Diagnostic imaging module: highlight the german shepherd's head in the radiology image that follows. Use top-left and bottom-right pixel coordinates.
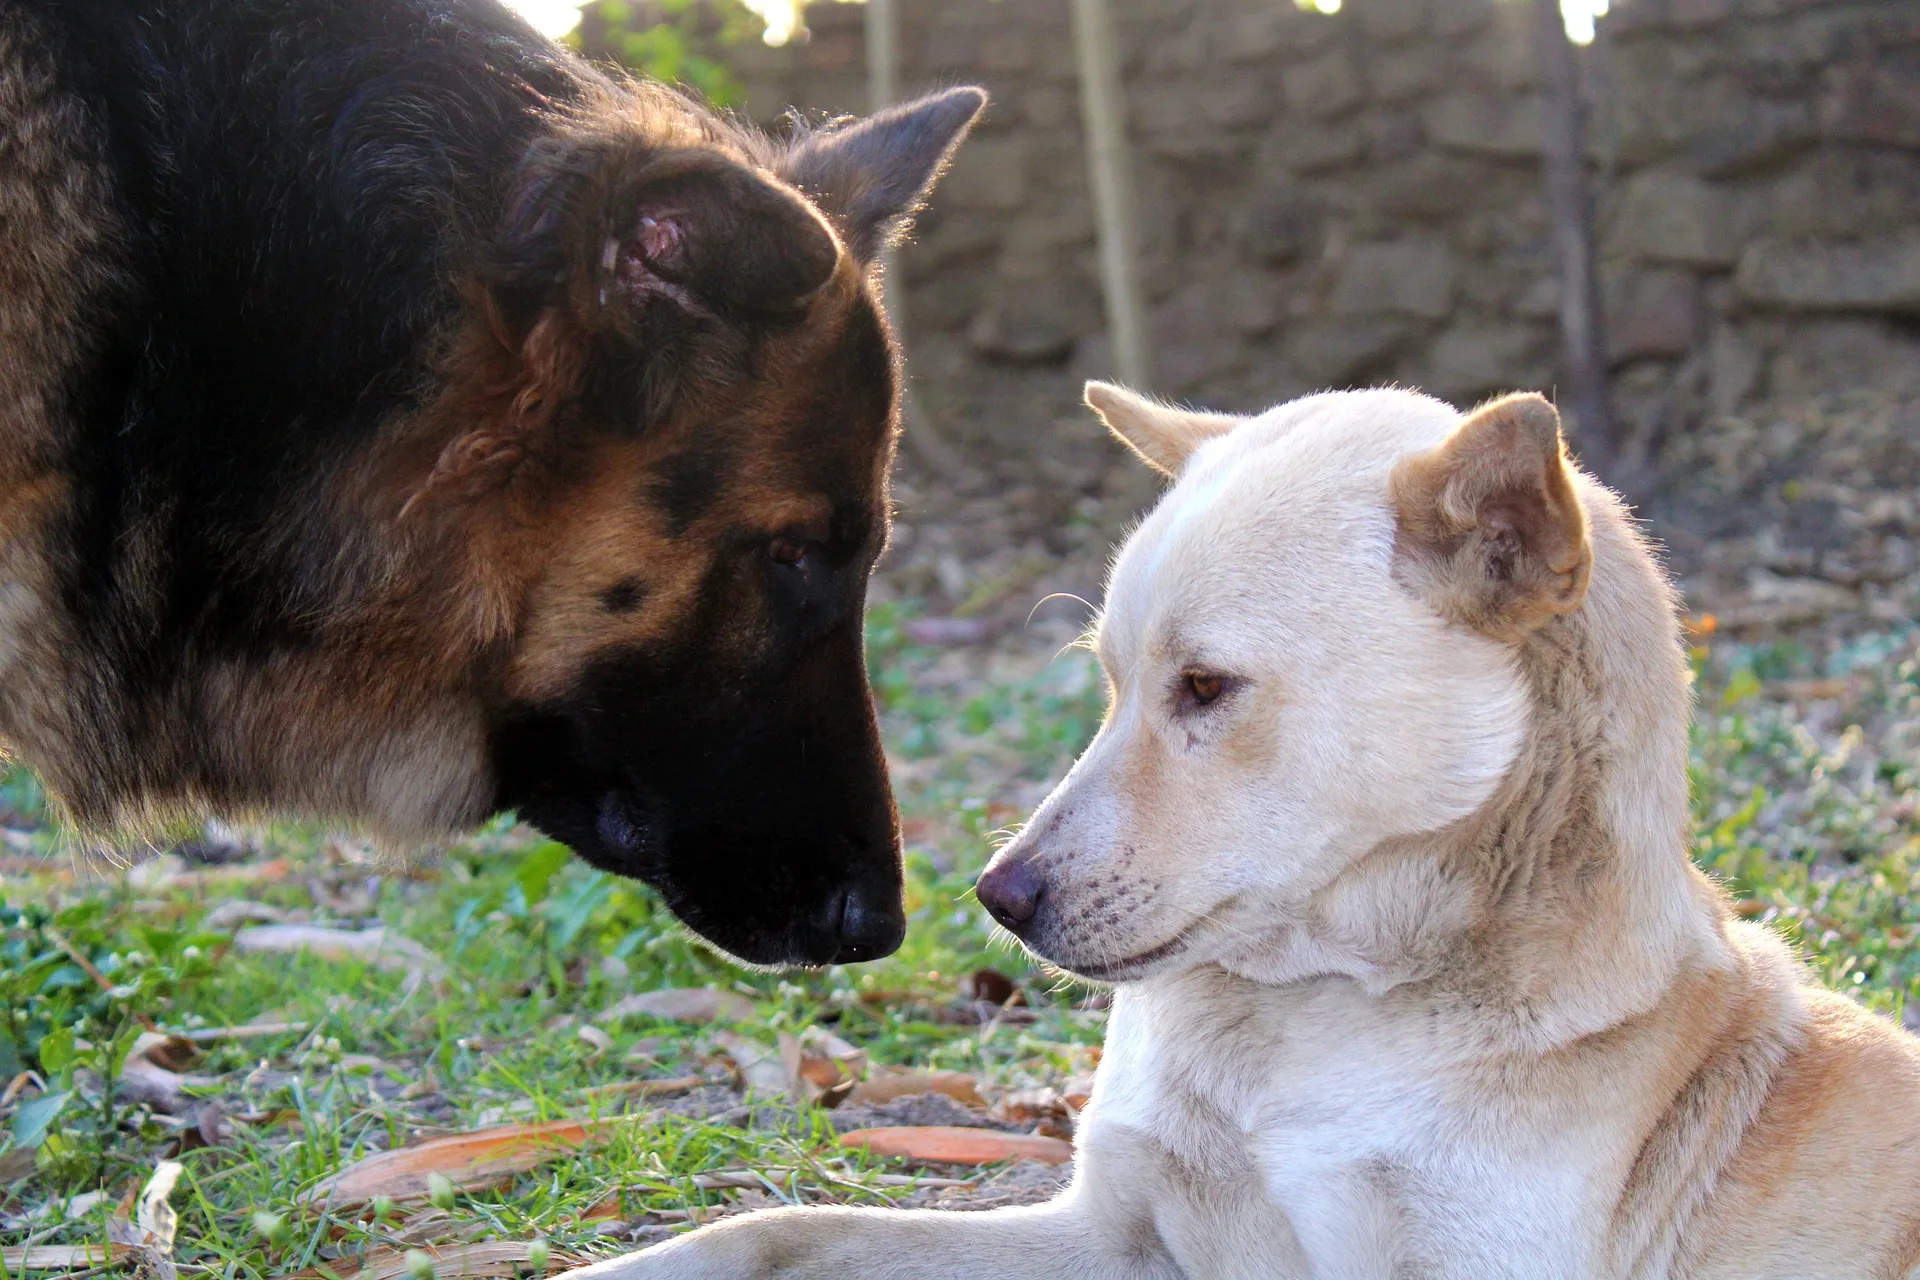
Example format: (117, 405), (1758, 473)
(369, 87), (987, 966)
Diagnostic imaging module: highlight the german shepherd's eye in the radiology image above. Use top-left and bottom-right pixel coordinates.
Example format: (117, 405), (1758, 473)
(1179, 670), (1227, 709)
(769, 536), (811, 567)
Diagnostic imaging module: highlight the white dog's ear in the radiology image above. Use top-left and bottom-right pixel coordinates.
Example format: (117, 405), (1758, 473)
(1085, 381), (1242, 476)
(1390, 392), (1592, 639)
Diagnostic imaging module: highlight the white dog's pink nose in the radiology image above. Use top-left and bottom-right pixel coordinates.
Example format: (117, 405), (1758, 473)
(976, 859), (1044, 936)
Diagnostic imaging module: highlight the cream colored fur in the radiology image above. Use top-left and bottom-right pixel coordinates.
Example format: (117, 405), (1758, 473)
(580, 385), (1920, 1279)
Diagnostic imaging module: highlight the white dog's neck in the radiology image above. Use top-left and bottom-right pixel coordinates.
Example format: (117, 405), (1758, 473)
(1206, 483), (1731, 1053)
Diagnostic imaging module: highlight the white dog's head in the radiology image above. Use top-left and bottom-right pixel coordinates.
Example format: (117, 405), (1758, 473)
(976, 384), (1603, 985)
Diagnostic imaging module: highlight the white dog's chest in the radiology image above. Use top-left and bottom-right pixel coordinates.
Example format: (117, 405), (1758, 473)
(1083, 979), (1605, 1279)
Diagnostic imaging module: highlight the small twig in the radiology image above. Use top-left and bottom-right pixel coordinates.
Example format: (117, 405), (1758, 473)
(174, 1022), (311, 1043)
(43, 926), (159, 1033)
(575, 1076), (705, 1103)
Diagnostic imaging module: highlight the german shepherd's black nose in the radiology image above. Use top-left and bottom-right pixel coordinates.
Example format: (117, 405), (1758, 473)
(830, 880), (907, 963)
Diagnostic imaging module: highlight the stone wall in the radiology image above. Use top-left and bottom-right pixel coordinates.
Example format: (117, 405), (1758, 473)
(710, 0), (1920, 460)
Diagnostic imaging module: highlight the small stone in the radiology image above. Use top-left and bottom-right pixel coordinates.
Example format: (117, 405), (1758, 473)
(1424, 92), (1545, 158)
(1707, 324), (1765, 414)
(1734, 236), (1920, 313)
(1284, 318), (1416, 387)
(1606, 269), (1703, 364)
(1421, 322), (1551, 401)
(1820, 51), (1920, 150)
(1240, 187), (1324, 266)
(1262, 119), (1366, 173)
(1282, 47), (1365, 120)
(1355, 0), (1428, 44)
(1605, 169), (1740, 269)
(1329, 240), (1457, 320)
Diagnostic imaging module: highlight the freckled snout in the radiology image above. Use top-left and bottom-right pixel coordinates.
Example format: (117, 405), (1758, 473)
(975, 857), (1044, 937)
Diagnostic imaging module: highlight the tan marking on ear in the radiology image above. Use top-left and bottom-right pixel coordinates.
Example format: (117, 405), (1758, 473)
(1084, 381), (1243, 477)
(1390, 392), (1593, 640)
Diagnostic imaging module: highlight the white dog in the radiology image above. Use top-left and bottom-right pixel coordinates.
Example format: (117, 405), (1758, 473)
(579, 385), (1920, 1278)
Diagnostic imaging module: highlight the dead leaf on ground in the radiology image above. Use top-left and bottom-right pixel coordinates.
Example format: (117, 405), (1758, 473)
(232, 924), (447, 992)
(0, 1244), (135, 1272)
(0, 1147), (36, 1183)
(305, 1117), (647, 1206)
(575, 1075), (707, 1104)
(709, 1030), (792, 1100)
(114, 1060), (218, 1117)
(130, 1032), (201, 1073)
(782, 1026), (867, 1106)
(178, 1019), (311, 1043)
(130, 857), (294, 889)
(106, 1159), (184, 1280)
(846, 1070), (984, 1109)
(958, 970), (1024, 1007)
(202, 901), (289, 931)
(594, 988), (754, 1025)
(287, 1241), (592, 1280)
(840, 1126), (1073, 1166)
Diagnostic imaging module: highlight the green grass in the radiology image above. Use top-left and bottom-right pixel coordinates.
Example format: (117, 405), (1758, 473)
(1, 612), (1915, 1278)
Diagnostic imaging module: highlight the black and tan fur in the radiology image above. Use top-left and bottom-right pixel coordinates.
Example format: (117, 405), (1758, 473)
(0, 0), (985, 965)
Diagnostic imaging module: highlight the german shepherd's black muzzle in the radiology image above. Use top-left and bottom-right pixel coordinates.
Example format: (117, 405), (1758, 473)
(491, 614), (903, 967)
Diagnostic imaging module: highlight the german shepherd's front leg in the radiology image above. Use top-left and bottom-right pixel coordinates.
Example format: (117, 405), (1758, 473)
(566, 1193), (1182, 1280)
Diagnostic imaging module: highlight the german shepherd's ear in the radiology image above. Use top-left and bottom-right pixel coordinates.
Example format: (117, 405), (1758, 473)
(492, 146), (841, 339)
(781, 86), (988, 264)
(421, 146), (842, 508)
(1390, 393), (1593, 640)
(1085, 381), (1243, 477)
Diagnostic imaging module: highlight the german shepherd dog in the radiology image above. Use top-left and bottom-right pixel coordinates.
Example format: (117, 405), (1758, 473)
(0, 0), (985, 966)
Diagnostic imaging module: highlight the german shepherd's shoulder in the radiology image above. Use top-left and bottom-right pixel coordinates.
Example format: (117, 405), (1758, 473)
(0, 0), (983, 966)
(609, 386), (1920, 1276)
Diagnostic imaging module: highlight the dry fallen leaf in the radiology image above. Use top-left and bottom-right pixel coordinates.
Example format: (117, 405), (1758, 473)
(305, 1117), (645, 1205)
(594, 988), (755, 1025)
(709, 1030), (792, 1099)
(233, 924), (446, 975)
(202, 901), (290, 931)
(779, 1026), (868, 1106)
(574, 1075), (706, 1104)
(178, 1019), (312, 1044)
(0, 1244), (135, 1272)
(287, 1241), (592, 1280)
(991, 1087), (1066, 1127)
(959, 969), (1023, 1007)
(131, 858), (293, 889)
(232, 924), (447, 995)
(116, 1058), (218, 1116)
(130, 1032), (201, 1073)
(839, 1126), (1073, 1166)
(846, 1070), (985, 1109)
(106, 1160), (184, 1280)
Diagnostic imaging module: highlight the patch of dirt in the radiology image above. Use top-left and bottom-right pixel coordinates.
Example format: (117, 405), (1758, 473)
(826, 1091), (1023, 1134)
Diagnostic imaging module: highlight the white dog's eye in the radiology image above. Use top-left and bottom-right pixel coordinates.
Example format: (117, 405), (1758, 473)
(1180, 670), (1227, 709)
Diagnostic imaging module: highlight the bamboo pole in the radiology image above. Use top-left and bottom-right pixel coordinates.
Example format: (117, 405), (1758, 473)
(865, 0), (967, 474)
(1071, 0), (1152, 391)
(1535, 0), (1617, 477)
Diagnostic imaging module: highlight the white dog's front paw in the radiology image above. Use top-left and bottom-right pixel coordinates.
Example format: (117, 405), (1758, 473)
(561, 1211), (820, 1280)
